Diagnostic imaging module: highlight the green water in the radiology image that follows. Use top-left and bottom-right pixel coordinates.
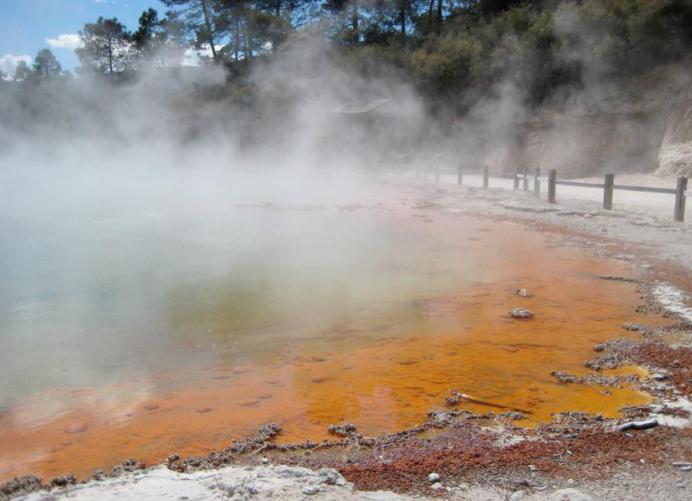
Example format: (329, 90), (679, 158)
(0, 206), (491, 408)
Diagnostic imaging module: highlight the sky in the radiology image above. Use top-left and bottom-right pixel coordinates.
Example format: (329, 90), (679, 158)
(0, 0), (160, 77)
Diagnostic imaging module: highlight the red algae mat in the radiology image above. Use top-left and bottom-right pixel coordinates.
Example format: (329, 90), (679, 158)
(0, 206), (663, 482)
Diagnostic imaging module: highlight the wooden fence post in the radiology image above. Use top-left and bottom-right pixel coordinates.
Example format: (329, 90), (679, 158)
(513, 168), (519, 189)
(548, 170), (557, 203)
(674, 177), (687, 222)
(523, 167), (529, 191)
(483, 166), (489, 188)
(457, 165), (463, 185)
(534, 168), (541, 197)
(603, 173), (614, 210)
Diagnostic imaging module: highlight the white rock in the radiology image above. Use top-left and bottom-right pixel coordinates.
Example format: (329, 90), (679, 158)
(427, 472), (440, 483)
(302, 485), (320, 495)
(510, 490), (526, 500)
(549, 488), (593, 501)
(319, 468), (346, 486)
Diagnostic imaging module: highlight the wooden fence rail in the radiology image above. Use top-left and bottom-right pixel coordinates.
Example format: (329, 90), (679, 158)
(548, 170), (687, 222)
(426, 166), (688, 222)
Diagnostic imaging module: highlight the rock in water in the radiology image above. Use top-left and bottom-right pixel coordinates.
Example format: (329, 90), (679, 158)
(510, 308), (534, 319)
(64, 422), (88, 434)
(516, 288), (532, 297)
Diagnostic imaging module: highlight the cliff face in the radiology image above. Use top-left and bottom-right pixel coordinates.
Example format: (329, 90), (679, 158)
(518, 113), (667, 177)
(473, 111), (667, 178)
(657, 94), (692, 177)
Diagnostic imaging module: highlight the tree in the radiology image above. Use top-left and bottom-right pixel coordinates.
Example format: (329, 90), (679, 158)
(132, 8), (162, 54)
(398, 0), (410, 42)
(215, 0), (251, 61)
(323, 0), (361, 45)
(13, 60), (32, 81)
(131, 8), (186, 66)
(477, 0), (528, 17)
(213, 0), (294, 60)
(76, 17), (131, 74)
(162, 0), (221, 62)
(33, 49), (62, 79)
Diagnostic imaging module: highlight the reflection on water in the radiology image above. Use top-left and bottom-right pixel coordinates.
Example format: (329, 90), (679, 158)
(0, 196), (657, 481)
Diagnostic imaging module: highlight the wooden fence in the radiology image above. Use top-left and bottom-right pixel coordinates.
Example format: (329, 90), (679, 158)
(429, 165), (688, 222)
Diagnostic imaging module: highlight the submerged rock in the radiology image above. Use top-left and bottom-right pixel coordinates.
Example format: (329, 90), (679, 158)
(622, 322), (647, 332)
(510, 308), (534, 319)
(598, 275), (637, 283)
(64, 422), (88, 434)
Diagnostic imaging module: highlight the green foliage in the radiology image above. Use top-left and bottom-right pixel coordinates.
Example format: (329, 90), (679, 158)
(13, 60), (32, 82)
(411, 35), (482, 93)
(131, 8), (186, 67)
(66, 0), (691, 111)
(33, 49), (62, 79)
(76, 17), (131, 74)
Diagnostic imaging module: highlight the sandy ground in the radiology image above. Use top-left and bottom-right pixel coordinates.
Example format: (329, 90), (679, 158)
(4, 176), (691, 501)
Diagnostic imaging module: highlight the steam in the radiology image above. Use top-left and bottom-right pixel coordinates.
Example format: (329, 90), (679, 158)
(0, 34), (429, 406)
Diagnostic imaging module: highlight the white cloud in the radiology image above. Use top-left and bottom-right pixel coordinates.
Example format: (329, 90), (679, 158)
(46, 34), (83, 50)
(0, 54), (31, 79)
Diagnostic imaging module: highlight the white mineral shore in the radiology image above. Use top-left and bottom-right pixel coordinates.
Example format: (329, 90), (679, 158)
(11, 462), (610, 501)
(16, 465), (413, 500)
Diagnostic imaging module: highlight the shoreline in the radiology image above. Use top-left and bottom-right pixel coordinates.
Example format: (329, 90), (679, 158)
(3, 181), (691, 500)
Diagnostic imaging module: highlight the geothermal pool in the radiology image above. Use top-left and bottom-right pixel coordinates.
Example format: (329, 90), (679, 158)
(0, 189), (655, 481)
